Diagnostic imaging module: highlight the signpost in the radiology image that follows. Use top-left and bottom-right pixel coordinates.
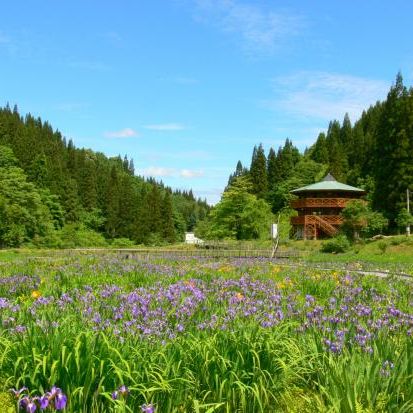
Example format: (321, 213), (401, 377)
(271, 215), (281, 258)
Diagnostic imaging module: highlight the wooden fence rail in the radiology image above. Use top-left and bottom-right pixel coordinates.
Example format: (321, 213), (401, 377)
(65, 248), (301, 259)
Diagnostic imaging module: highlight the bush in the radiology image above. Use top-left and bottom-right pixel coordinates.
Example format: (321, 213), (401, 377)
(111, 238), (136, 248)
(377, 240), (388, 254)
(390, 237), (403, 246)
(321, 235), (351, 253)
(57, 224), (108, 248)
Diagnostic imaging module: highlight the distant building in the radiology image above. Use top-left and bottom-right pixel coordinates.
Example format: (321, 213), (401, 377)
(185, 232), (204, 244)
(290, 173), (365, 239)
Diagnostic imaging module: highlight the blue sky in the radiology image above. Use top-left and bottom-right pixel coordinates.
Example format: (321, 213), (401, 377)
(1, 1), (413, 203)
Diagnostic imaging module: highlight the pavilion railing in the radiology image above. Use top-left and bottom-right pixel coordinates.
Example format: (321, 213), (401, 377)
(290, 198), (358, 209)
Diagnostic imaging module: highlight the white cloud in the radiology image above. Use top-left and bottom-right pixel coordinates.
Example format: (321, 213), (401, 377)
(144, 123), (186, 131)
(180, 169), (204, 178)
(139, 166), (176, 177)
(104, 128), (139, 138)
(267, 71), (390, 122)
(189, 187), (223, 205)
(194, 0), (305, 54)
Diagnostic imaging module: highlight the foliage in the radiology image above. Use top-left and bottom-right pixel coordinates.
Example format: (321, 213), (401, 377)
(205, 176), (274, 240)
(372, 73), (413, 225)
(249, 143), (267, 199)
(0, 146), (55, 247)
(0, 108), (210, 247)
(342, 200), (388, 239)
(377, 240), (388, 254)
(320, 235), (351, 253)
(110, 237), (136, 248)
(56, 224), (108, 248)
(395, 208), (413, 233)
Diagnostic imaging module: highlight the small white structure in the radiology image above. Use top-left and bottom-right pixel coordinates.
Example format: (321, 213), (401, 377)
(185, 232), (204, 245)
(271, 223), (278, 239)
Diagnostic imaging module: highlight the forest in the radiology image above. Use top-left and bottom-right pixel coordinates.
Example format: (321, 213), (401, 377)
(0, 106), (209, 247)
(197, 73), (413, 240)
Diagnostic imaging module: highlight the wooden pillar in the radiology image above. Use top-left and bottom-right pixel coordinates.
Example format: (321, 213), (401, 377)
(303, 216), (307, 240)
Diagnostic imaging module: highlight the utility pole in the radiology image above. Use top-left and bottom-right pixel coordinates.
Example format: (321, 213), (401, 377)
(407, 188), (411, 237)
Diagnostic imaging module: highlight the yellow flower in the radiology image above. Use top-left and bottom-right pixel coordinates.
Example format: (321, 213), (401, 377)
(31, 290), (41, 299)
(271, 265), (281, 274)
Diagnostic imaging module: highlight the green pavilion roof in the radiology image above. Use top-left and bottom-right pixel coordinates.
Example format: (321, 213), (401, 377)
(290, 173), (365, 194)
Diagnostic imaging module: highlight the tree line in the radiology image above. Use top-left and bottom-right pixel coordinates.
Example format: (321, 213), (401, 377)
(0, 105), (209, 247)
(201, 73), (413, 239)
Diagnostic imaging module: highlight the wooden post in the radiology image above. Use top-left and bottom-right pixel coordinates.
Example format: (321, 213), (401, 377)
(303, 216), (307, 240)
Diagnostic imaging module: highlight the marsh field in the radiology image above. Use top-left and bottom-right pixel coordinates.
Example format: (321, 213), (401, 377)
(0, 249), (412, 412)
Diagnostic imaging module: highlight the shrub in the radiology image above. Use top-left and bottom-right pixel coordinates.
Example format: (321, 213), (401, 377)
(321, 235), (351, 253)
(377, 240), (388, 254)
(57, 224), (108, 248)
(111, 238), (136, 248)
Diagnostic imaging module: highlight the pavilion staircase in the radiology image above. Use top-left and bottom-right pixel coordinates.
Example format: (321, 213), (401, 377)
(306, 215), (339, 238)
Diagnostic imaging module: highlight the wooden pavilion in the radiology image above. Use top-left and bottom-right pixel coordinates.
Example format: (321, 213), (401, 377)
(290, 173), (365, 239)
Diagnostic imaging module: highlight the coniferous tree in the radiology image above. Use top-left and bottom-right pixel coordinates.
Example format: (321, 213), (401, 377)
(105, 166), (120, 237)
(340, 113), (353, 147)
(29, 153), (49, 188)
(227, 160), (248, 189)
(161, 191), (176, 243)
(128, 158), (135, 175)
(373, 72), (413, 226)
(278, 139), (301, 180)
(61, 178), (81, 223)
(310, 133), (329, 164)
(267, 147), (278, 191)
(134, 186), (151, 244)
(249, 143), (267, 198)
(117, 174), (136, 238)
(326, 120), (348, 181)
(147, 184), (162, 235)
(79, 156), (98, 211)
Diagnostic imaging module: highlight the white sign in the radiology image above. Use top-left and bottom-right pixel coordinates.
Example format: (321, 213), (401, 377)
(271, 223), (278, 239)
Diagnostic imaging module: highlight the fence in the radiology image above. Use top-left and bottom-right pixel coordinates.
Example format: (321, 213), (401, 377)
(66, 248), (301, 259)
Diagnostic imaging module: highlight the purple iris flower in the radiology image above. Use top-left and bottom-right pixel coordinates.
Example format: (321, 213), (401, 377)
(19, 396), (29, 409)
(27, 401), (37, 413)
(118, 385), (129, 396)
(39, 395), (49, 409)
(11, 387), (28, 398)
(111, 390), (119, 400)
(55, 392), (67, 410)
(19, 396), (36, 413)
(141, 404), (156, 413)
(49, 386), (62, 397)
